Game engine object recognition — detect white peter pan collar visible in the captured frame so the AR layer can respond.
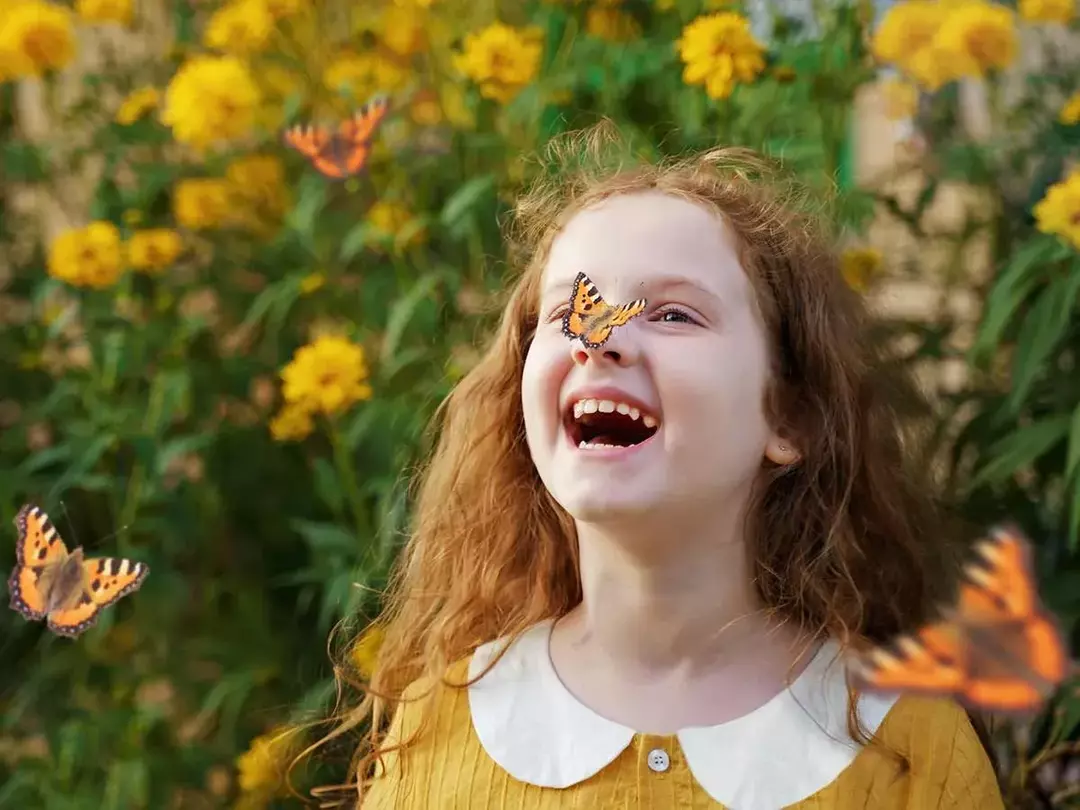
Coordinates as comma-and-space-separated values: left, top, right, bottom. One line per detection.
467, 619, 899, 809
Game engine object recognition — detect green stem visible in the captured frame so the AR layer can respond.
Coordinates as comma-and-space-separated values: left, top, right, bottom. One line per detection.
329, 417, 369, 544
116, 373, 165, 547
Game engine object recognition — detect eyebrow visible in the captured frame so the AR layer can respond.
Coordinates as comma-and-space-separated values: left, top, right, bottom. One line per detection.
541, 275, 720, 302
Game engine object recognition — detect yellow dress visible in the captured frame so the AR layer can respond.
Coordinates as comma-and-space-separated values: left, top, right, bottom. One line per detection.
362, 621, 1004, 809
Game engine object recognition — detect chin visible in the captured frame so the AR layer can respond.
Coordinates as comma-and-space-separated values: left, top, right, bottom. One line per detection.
552, 480, 664, 525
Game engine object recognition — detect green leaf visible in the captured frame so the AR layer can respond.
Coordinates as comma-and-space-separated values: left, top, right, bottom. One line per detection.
343, 402, 380, 452
339, 221, 373, 263
968, 415, 1072, 491
1004, 267, 1080, 414
312, 457, 345, 515
380, 271, 444, 366
439, 174, 496, 233
1067, 402, 1080, 485
285, 174, 329, 245
291, 520, 356, 553
2, 141, 48, 183
1070, 473, 1080, 551
970, 237, 1071, 365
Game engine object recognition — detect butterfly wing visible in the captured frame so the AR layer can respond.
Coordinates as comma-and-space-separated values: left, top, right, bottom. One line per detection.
849, 621, 968, 699
282, 123, 332, 164
46, 557, 149, 638
339, 95, 389, 145
8, 504, 69, 621
562, 273, 612, 348
587, 298, 648, 346
956, 526, 1069, 712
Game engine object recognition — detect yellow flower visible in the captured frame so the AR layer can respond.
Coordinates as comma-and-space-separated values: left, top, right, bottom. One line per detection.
174, 179, 233, 230
410, 88, 442, 126
263, 0, 304, 18
126, 229, 182, 273
1019, 0, 1073, 22
203, 0, 274, 55
162, 56, 261, 149
840, 247, 883, 292
225, 154, 289, 233
380, 4, 426, 56
933, 1, 1017, 78
323, 51, 409, 101
299, 273, 325, 295
367, 200, 426, 252
280, 335, 373, 416
0, 1, 76, 80
349, 624, 386, 679
235, 726, 298, 796
115, 87, 159, 125
48, 222, 124, 289
75, 0, 131, 24
1060, 91, 1080, 125
676, 12, 766, 100
1033, 170, 1080, 250
268, 403, 314, 442
453, 22, 544, 104
586, 7, 642, 41
881, 77, 919, 120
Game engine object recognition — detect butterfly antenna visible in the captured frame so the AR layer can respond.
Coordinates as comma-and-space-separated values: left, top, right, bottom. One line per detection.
57, 498, 80, 548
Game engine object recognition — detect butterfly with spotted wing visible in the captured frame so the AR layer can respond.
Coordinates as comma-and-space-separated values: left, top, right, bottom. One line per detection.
282, 95, 389, 180
848, 525, 1072, 715
8, 504, 149, 638
561, 272, 648, 350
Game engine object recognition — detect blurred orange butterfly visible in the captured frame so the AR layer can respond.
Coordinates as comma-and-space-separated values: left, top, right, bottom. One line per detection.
282, 95, 389, 180
561, 272, 648, 350
849, 525, 1071, 715
8, 504, 149, 638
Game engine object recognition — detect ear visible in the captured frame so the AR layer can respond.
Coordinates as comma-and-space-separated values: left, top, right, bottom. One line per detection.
764, 436, 800, 466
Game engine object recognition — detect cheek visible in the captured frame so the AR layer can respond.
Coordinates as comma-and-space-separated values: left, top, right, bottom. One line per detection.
521, 337, 568, 441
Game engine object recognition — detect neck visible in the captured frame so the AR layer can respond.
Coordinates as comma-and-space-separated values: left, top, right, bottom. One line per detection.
556, 498, 803, 677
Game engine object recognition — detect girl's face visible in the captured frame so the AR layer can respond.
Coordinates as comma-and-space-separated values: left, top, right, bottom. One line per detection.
522, 191, 787, 524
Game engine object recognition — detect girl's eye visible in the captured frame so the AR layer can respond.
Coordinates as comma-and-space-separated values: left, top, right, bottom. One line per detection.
654, 307, 696, 324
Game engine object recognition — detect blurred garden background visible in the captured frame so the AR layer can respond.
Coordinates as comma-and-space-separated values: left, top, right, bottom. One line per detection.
0, 0, 1079, 806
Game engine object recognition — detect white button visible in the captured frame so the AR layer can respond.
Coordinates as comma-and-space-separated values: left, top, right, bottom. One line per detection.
647, 748, 670, 773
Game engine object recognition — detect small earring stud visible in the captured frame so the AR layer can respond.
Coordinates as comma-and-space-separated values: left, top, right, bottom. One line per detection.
779, 445, 788, 452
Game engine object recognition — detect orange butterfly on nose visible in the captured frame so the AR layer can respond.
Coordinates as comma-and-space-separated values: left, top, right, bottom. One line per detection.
848, 525, 1074, 716
561, 272, 648, 350
282, 95, 389, 180
7, 504, 149, 639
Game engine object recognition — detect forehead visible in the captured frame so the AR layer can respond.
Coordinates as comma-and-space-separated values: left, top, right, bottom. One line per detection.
542, 191, 751, 302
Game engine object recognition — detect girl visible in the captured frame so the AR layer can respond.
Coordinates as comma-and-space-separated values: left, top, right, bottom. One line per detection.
319, 123, 1004, 809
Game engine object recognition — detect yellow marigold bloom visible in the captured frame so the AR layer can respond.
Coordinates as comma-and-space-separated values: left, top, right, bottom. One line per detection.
235, 726, 298, 796
350, 624, 385, 679
161, 56, 260, 150
933, 1, 1017, 78
586, 7, 642, 41
203, 0, 273, 55
1019, 0, 1074, 22
268, 403, 314, 442
323, 51, 409, 101
0, 1, 76, 80
840, 247, 883, 292
1033, 171, 1080, 250
676, 12, 766, 100
115, 86, 159, 125
264, 0, 303, 17
126, 229, 182, 273
75, 0, 132, 24
48, 222, 124, 289
881, 77, 919, 120
280, 335, 373, 416
871, 1, 946, 65
453, 22, 543, 104
380, 4, 426, 56
1060, 91, 1080, 125
299, 273, 325, 295
174, 179, 233, 230
225, 154, 289, 232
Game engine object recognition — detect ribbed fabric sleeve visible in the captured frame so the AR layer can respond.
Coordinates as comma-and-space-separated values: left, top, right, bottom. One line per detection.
361, 659, 1004, 810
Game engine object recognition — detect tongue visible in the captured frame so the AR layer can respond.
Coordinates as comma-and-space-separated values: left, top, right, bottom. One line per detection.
591, 434, 624, 446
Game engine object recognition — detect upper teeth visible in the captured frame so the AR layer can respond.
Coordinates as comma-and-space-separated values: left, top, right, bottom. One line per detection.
572, 398, 658, 428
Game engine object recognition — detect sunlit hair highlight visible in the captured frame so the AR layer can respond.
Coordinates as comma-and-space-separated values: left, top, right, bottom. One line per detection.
307, 120, 959, 806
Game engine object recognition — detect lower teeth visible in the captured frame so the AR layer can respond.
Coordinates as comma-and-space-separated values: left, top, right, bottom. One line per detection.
579, 441, 624, 449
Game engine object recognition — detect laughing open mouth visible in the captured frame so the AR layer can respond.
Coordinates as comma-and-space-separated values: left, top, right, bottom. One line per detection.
565, 398, 660, 449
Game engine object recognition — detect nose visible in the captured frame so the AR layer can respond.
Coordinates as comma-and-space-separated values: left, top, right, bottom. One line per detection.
569, 324, 640, 367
